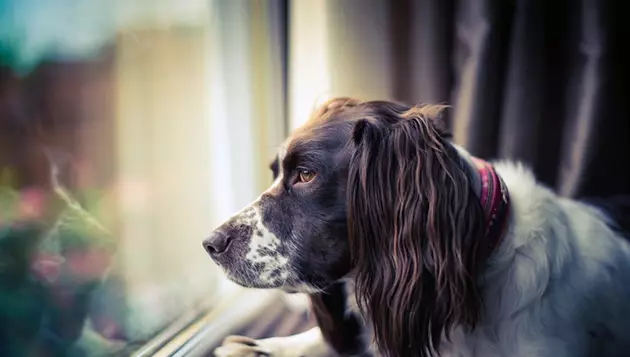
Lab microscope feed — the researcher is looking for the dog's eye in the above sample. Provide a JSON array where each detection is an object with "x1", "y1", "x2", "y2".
[{"x1": 298, "y1": 170, "x2": 316, "y2": 183}]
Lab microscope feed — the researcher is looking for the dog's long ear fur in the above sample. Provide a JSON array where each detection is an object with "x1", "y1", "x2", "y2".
[{"x1": 347, "y1": 104, "x2": 486, "y2": 357}]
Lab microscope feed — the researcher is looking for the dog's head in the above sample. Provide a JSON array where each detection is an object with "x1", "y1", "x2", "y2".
[
  {"x1": 204, "y1": 98, "x2": 488, "y2": 357},
  {"x1": 204, "y1": 98, "x2": 361, "y2": 292}
]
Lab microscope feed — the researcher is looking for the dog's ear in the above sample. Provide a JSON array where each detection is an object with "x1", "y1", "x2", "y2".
[
  {"x1": 422, "y1": 103, "x2": 452, "y2": 140},
  {"x1": 351, "y1": 117, "x2": 384, "y2": 146},
  {"x1": 347, "y1": 104, "x2": 485, "y2": 357}
]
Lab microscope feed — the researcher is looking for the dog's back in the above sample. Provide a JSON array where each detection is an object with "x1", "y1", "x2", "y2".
[{"x1": 463, "y1": 163, "x2": 630, "y2": 357}]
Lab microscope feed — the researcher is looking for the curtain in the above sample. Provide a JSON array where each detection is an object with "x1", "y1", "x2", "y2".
[{"x1": 314, "y1": 0, "x2": 629, "y2": 198}]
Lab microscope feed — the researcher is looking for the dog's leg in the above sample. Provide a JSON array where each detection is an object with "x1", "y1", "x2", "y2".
[
  {"x1": 215, "y1": 282, "x2": 369, "y2": 357},
  {"x1": 309, "y1": 282, "x2": 368, "y2": 356}
]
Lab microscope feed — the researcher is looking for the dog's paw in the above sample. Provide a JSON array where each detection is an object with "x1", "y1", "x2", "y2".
[
  {"x1": 214, "y1": 336, "x2": 288, "y2": 357},
  {"x1": 214, "y1": 336, "x2": 272, "y2": 357},
  {"x1": 214, "y1": 334, "x2": 318, "y2": 357},
  {"x1": 215, "y1": 328, "x2": 333, "y2": 357}
]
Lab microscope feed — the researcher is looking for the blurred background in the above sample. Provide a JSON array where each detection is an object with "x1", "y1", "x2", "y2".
[{"x1": 0, "y1": 0, "x2": 628, "y2": 356}]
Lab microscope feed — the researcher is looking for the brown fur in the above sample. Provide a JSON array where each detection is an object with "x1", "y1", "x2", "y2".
[{"x1": 346, "y1": 102, "x2": 486, "y2": 357}]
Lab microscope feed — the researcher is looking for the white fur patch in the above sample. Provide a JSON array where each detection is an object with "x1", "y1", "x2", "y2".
[
  {"x1": 436, "y1": 160, "x2": 630, "y2": 356},
  {"x1": 226, "y1": 176, "x2": 291, "y2": 287},
  {"x1": 245, "y1": 205, "x2": 290, "y2": 285}
]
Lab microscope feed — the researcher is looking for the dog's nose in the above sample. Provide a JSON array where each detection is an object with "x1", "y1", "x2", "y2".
[{"x1": 203, "y1": 231, "x2": 232, "y2": 255}]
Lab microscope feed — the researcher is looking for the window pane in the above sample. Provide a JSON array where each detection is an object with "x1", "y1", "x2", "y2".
[{"x1": 0, "y1": 1, "x2": 283, "y2": 355}]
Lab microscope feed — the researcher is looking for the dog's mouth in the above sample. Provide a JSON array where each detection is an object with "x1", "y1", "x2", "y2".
[{"x1": 223, "y1": 267, "x2": 291, "y2": 290}]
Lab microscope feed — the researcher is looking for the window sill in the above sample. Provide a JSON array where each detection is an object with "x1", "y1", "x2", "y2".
[{"x1": 131, "y1": 287, "x2": 284, "y2": 357}]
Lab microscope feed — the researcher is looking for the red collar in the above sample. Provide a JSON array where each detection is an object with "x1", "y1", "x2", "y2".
[{"x1": 471, "y1": 158, "x2": 510, "y2": 253}]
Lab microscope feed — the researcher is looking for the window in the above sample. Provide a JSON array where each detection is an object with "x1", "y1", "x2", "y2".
[{"x1": 0, "y1": 1, "x2": 288, "y2": 355}]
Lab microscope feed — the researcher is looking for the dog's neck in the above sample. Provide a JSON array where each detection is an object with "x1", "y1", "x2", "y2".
[{"x1": 452, "y1": 144, "x2": 511, "y2": 254}]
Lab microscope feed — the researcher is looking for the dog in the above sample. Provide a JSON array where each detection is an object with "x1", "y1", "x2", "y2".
[{"x1": 203, "y1": 98, "x2": 630, "y2": 357}]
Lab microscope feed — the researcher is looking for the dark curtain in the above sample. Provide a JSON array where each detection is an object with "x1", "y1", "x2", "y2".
[{"x1": 325, "y1": 0, "x2": 629, "y2": 198}]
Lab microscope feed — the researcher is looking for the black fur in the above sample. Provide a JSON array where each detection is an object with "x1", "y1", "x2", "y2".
[{"x1": 309, "y1": 282, "x2": 367, "y2": 356}]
